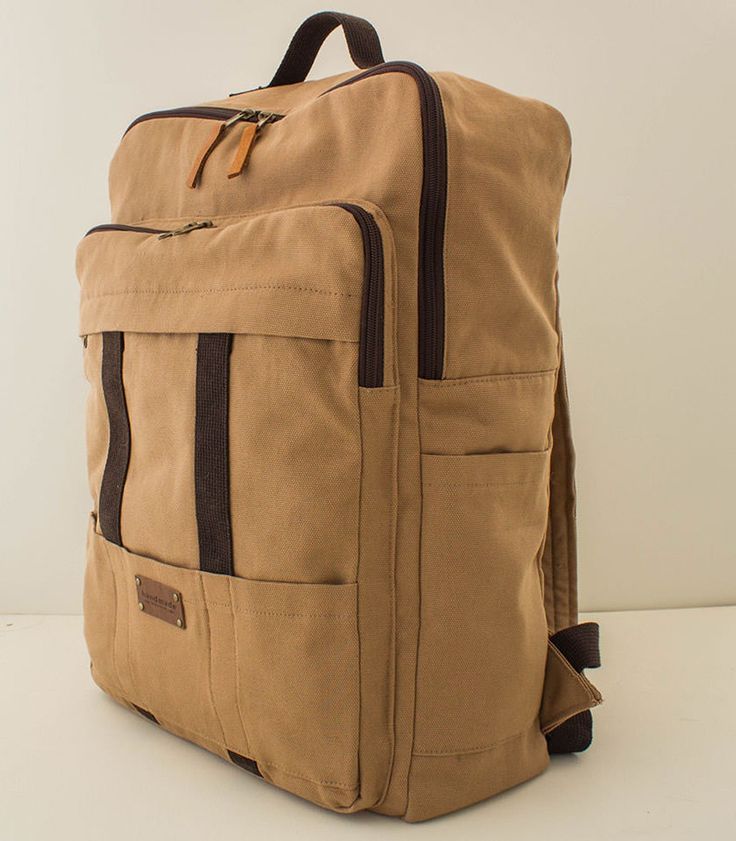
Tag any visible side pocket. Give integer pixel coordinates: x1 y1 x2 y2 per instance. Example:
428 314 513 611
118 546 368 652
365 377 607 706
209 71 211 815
415 449 551 755
230 578 360 811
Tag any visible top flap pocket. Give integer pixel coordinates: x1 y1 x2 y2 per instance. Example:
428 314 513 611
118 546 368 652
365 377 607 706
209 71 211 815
77 203 375 342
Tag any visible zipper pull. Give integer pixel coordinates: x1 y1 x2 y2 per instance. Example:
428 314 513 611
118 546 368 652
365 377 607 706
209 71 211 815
186 109 256 189
158 220 214 240
227 111 277 180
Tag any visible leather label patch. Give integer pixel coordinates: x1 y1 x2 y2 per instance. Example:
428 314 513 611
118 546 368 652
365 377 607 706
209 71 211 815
135 574 185 629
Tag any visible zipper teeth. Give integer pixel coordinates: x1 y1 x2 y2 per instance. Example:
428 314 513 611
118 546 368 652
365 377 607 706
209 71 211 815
84 223 168 237
332 203 384 389
324 62 447 380
124 107 284 136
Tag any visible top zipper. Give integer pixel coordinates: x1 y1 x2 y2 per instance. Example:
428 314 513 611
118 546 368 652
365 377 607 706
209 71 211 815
124 106 284 136
125 106 284 189
323 63 447 380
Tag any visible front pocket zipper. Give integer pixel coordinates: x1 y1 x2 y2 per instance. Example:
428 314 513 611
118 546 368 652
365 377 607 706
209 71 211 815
85 221 215 238
333 203 384 388
82 205 385 388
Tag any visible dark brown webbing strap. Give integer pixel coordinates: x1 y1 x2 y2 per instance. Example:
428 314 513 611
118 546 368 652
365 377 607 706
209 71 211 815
269 12 384 88
99 331 130 546
546 622 600 753
542 331 578 632
195 334 234 576
227 750 262 777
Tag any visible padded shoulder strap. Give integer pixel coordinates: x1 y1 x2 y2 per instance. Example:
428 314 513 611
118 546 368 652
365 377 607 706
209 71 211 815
541 332 579 633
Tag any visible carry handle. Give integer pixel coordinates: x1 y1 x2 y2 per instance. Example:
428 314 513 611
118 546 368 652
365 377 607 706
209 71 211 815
268 11 385 88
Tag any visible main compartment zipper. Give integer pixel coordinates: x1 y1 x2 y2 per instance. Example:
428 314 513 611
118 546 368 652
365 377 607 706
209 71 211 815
124 107 284 189
186 109 282 189
324 62 447 380
82 208 385 388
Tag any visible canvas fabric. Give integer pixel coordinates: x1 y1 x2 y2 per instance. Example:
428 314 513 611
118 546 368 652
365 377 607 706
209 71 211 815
77 12 601 821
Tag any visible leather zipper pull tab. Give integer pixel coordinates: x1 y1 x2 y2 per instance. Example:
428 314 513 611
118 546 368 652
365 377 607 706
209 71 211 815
227 112 277 180
187 123 227 189
187 108 257 189
227 122 258 179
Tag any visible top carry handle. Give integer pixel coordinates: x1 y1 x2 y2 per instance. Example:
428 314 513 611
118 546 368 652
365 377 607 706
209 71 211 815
268 11 385 87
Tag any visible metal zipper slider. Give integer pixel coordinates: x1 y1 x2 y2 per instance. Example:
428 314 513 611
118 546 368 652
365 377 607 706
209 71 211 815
158 221 214 239
187 109 254 189
187 108 281 188
223 108 257 128
227 111 278 180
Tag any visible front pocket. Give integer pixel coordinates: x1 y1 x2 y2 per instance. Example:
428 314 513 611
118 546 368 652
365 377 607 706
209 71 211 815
78 200 397 811
415 449 551 755
229 576 359 808
84 523 361 809
86 525 229 752
77 201 396 582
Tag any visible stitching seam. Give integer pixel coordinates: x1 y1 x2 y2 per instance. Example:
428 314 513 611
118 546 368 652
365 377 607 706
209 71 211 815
420 369 556 388
413 721 539 757
82 284 357 301
424 479 541 488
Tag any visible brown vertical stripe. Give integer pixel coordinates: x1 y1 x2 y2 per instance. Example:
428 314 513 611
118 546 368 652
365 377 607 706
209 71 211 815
195 333 234 575
99 331 130 546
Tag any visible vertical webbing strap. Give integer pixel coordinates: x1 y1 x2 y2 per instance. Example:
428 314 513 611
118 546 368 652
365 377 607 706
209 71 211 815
542 332 579 633
99 331 130 546
195 334 234 575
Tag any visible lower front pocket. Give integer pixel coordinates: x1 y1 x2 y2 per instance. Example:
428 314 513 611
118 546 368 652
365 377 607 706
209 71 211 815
229 576 359 805
414 449 551 755
83 520 360 809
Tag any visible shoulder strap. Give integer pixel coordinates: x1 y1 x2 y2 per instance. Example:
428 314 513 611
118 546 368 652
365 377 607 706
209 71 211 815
541 319 579 633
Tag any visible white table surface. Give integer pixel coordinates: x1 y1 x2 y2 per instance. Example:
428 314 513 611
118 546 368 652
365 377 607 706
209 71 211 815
1 607 734 840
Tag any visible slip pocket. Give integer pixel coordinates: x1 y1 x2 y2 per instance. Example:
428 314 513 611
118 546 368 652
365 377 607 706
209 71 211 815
415 449 551 755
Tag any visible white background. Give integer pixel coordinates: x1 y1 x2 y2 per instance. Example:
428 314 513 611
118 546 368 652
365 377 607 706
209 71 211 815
1 0 734 613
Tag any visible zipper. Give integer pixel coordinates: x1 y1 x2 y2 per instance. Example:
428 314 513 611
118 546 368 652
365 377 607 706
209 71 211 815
81 209 383 387
332 204 384 389
124 106 284 135
124 106 283 189
324 63 447 380
185 109 281 188
85 221 214 238
158 221 215 239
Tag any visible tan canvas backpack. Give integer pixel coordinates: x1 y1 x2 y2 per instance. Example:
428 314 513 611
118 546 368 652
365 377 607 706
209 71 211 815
77 11 602 821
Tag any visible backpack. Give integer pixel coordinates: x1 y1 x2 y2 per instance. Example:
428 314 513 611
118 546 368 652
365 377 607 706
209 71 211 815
77 11 602 821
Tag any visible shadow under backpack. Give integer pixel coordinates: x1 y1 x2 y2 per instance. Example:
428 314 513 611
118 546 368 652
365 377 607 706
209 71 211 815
77 10 602 822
